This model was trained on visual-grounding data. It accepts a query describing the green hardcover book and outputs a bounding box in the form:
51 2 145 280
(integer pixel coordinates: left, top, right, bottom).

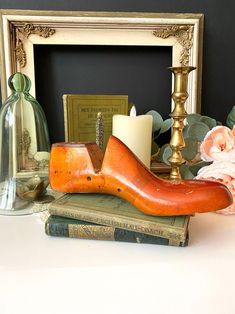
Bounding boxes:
48 193 190 246
45 215 189 247
63 94 128 148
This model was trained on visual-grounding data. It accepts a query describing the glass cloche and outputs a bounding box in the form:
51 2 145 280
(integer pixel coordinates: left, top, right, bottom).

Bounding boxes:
0 72 51 215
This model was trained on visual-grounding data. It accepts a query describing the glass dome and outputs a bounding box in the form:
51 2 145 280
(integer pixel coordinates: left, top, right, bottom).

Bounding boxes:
0 72 51 215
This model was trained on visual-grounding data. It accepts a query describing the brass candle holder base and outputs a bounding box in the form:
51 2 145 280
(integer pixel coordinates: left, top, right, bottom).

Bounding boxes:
168 66 196 180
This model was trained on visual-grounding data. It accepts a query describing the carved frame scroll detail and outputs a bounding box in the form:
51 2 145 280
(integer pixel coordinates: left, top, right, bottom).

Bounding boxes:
153 25 193 66
15 23 56 67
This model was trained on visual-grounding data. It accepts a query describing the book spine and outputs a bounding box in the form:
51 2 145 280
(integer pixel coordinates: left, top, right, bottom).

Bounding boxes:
49 204 187 242
45 216 187 247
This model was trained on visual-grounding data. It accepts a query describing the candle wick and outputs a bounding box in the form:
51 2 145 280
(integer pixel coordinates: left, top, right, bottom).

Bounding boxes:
130 105 137 117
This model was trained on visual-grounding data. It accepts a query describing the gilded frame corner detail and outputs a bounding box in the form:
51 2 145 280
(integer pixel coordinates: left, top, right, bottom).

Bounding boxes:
19 23 56 38
153 25 193 66
15 23 56 68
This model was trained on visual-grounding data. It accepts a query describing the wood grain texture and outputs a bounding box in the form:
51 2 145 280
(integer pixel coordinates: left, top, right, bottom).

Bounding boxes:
49 136 233 216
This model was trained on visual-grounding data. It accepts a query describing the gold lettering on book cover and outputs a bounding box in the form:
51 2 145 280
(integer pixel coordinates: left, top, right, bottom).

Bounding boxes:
69 225 115 240
153 25 193 66
50 208 184 241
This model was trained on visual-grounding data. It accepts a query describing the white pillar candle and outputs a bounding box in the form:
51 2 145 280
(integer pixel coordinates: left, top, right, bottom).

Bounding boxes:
112 106 153 168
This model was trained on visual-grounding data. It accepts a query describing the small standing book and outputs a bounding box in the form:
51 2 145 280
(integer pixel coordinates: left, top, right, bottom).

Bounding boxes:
45 215 189 246
48 193 190 246
63 94 128 148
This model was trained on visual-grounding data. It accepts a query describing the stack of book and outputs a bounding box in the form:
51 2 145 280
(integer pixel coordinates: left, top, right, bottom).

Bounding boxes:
46 193 190 247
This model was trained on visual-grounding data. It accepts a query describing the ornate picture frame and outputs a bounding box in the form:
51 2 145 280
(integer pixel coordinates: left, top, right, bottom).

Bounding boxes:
0 10 203 113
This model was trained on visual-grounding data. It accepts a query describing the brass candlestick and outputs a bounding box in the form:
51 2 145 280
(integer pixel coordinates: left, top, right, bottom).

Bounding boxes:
168 66 196 180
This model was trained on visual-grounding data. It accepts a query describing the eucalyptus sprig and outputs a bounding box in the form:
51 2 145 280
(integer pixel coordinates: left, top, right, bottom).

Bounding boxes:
145 110 172 156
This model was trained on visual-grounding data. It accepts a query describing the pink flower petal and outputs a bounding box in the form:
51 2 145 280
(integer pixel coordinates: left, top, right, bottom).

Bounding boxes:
200 126 235 161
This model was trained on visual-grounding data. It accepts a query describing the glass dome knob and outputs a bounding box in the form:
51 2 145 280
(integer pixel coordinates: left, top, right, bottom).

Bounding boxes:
8 72 31 92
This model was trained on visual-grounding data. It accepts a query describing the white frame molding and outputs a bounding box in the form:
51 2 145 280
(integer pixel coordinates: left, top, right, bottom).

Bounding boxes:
0 10 204 113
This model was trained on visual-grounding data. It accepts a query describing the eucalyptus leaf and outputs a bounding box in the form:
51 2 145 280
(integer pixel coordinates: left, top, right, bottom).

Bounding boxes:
159 118 172 134
151 141 159 155
158 144 172 165
146 110 163 132
183 124 189 138
186 113 201 125
199 116 217 129
187 122 210 142
226 105 235 129
182 137 198 161
188 161 212 176
153 129 161 140
180 164 195 179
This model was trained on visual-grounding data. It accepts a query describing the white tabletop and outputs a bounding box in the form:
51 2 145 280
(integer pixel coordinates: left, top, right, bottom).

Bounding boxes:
0 211 235 314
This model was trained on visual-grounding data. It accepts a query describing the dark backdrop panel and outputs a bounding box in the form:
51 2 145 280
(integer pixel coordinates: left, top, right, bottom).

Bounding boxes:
34 45 172 143
1 0 235 135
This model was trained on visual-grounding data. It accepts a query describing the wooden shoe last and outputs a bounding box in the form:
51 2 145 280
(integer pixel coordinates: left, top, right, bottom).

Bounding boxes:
49 136 233 216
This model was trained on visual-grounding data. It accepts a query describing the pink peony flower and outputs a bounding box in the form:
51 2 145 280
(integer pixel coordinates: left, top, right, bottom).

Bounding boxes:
196 161 235 214
200 126 235 162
